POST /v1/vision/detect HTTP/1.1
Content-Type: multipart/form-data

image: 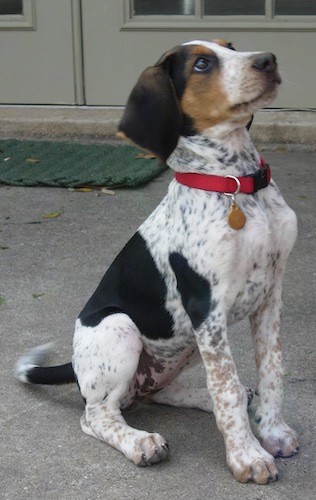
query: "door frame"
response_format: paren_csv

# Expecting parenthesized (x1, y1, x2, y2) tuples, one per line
(72, 0, 85, 105)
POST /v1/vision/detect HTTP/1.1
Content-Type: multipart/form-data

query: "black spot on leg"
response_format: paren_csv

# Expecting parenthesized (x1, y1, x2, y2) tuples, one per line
(169, 252, 216, 329)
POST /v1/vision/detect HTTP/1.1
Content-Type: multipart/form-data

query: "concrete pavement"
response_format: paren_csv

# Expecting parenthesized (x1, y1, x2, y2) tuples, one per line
(0, 149, 315, 499)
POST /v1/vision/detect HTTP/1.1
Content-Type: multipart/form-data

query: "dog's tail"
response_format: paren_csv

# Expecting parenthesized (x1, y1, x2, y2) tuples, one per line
(15, 343, 75, 385)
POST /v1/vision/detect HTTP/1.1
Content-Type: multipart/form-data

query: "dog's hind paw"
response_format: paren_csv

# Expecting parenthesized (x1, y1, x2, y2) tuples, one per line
(135, 434, 169, 466)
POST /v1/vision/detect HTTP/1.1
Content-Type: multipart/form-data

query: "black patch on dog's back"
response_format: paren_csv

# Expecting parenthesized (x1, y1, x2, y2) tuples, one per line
(169, 252, 211, 329)
(79, 232, 174, 339)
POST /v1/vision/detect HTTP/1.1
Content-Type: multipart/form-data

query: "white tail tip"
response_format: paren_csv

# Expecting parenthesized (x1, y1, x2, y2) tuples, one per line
(15, 342, 55, 383)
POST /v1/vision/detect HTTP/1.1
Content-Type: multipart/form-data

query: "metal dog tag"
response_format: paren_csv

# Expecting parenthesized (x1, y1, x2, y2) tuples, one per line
(227, 203, 246, 230)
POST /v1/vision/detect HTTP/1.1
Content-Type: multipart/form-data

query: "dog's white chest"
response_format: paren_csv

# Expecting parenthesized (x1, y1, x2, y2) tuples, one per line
(141, 177, 297, 327)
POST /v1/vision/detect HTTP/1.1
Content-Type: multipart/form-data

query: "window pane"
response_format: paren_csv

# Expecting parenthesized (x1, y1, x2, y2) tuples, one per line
(0, 0, 23, 15)
(133, 0, 195, 16)
(204, 0, 264, 16)
(275, 0, 316, 15)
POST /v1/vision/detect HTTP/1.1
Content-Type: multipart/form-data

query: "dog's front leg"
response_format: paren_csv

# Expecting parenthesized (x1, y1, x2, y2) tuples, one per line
(196, 317, 278, 484)
(250, 287, 299, 458)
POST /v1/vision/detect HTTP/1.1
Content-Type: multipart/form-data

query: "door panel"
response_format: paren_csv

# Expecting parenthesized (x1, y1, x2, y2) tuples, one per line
(1, 0, 315, 107)
(82, 0, 316, 108)
(0, 0, 82, 104)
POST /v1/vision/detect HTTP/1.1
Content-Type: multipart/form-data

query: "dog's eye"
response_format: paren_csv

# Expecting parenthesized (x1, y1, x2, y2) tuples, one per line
(194, 57, 212, 73)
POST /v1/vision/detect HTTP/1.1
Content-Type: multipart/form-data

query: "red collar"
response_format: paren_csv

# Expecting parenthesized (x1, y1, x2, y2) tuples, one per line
(175, 157, 271, 194)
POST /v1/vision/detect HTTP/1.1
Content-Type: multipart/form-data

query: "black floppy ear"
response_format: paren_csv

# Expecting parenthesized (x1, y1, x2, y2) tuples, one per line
(118, 59, 182, 162)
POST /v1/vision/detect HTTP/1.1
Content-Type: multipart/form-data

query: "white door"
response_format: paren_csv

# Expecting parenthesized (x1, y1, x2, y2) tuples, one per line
(1, 1, 315, 107)
(82, 0, 316, 107)
(0, 0, 83, 104)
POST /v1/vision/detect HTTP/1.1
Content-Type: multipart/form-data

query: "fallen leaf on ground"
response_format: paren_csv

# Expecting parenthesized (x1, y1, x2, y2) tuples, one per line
(136, 152, 156, 159)
(75, 187, 93, 192)
(32, 293, 44, 299)
(43, 211, 61, 219)
(26, 158, 40, 163)
(101, 187, 115, 195)
(0, 296, 5, 305)
(68, 187, 94, 192)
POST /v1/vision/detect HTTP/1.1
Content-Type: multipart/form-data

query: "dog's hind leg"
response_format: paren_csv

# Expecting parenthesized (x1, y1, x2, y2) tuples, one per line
(151, 380, 253, 412)
(73, 313, 169, 466)
(151, 351, 253, 412)
(151, 380, 214, 412)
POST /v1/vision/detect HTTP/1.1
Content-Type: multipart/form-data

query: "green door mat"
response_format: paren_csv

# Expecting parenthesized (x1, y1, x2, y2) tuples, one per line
(0, 139, 166, 188)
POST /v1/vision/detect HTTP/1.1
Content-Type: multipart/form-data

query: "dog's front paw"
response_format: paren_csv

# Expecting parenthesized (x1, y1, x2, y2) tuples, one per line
(226, 440, 278, 484)
(133, 433, 169, 466)
(257, 420, 299, 458)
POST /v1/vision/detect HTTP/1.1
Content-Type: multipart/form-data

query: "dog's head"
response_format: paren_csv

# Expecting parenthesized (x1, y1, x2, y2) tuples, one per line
(118, 39, 281, 161)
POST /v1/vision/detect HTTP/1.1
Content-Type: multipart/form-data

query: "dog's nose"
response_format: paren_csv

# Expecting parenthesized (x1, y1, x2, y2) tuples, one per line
(252, 53, 277, 72)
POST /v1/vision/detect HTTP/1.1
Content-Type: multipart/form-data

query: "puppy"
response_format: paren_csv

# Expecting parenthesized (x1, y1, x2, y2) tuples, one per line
(16, 39, 299, 484)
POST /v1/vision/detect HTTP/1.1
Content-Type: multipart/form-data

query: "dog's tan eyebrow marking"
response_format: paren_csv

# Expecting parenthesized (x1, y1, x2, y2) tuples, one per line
(212, 38, 231, 48)
(188, 45, 216, 56)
